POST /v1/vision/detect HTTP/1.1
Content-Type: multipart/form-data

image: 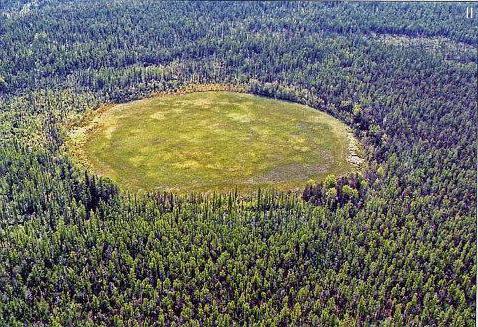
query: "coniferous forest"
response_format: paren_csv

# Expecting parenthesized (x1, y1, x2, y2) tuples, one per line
(0, 1, 477, 325)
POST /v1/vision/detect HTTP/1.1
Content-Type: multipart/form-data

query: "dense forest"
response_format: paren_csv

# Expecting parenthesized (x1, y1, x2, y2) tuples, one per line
(0, 1, 476, 325)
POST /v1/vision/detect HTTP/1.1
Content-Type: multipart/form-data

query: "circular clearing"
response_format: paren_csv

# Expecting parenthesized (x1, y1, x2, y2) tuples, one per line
(69, 91, 362, 193)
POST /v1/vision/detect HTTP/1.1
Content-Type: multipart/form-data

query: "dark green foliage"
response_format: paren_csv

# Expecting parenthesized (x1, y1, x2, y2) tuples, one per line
(303, 174, 367, 211)
(0, 1, 476, 325)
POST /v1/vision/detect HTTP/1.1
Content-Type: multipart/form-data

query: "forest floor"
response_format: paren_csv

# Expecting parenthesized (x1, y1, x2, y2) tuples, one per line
(66, 90, 363, 193)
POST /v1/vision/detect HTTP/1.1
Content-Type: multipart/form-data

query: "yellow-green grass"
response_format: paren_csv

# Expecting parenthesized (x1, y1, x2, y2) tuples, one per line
(68, 91, 363, 193)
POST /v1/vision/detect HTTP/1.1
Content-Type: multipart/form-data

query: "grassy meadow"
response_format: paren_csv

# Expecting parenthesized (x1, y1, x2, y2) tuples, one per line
(68, 91, 361, 193)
